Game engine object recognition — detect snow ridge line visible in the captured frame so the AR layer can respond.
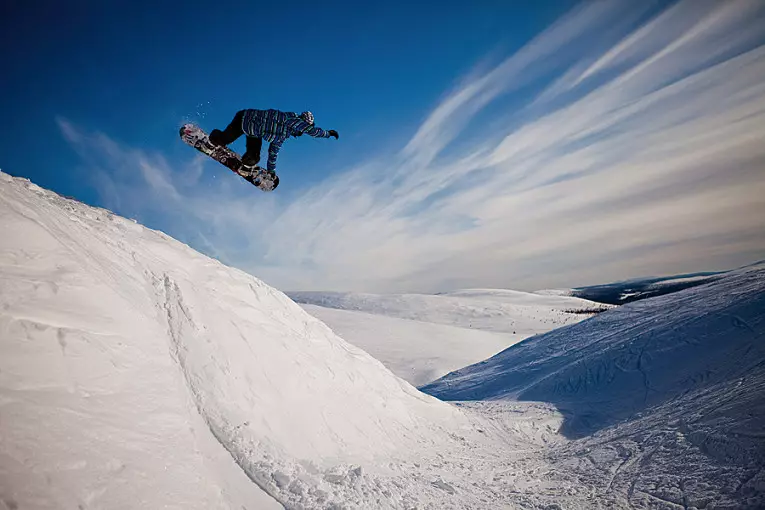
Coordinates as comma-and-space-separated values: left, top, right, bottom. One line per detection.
155, 271, 424, 509
156, 271, 288, 507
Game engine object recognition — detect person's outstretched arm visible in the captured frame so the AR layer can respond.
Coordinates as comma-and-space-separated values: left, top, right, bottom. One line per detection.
291, 118, 338, 139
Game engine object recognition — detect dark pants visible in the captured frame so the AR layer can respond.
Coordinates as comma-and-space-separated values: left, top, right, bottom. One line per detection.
209, 110, 262, 162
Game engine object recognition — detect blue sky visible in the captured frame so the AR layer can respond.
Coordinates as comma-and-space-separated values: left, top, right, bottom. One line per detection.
2, 0, 765, 292
1, 0, 573, 195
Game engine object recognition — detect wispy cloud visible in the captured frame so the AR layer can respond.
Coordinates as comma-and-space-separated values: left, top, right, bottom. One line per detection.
58, 0, 765, 293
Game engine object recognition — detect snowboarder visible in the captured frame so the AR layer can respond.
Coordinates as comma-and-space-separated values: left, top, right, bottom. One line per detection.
208, 109, 339, 173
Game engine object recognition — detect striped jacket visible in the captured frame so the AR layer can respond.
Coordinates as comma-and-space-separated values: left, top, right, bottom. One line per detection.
241, 109, 331, 171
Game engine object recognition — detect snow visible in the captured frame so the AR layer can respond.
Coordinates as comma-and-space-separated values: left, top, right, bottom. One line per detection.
291, 290, 609, 385
289, 291, 608, 336
423, 262, 765, 508
645, 273, 723, 289
533, 288, 575, 297
569, 272, 728, 305
2, 170, 762, 509
298, 304, 513, 386
0, 172, 602, 509
0, 172, 473, 509
0, 174, 282, 509
439, 288, 599, 310
618, 290, 645, 301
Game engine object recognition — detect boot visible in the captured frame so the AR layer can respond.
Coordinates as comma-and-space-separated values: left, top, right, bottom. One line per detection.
242, 152, 260, 168
208, 129, 225, 147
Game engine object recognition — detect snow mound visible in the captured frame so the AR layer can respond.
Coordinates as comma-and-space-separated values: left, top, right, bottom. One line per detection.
0, 172, 474, 509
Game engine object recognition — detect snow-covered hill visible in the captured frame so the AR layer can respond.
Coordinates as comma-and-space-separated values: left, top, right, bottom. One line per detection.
298, 304, 513, 386
4, 171, 762, 509
289, 290, 607, 335
534, 288, 576, 297
0, 172, 483, 509
423, 264, 765, 508
438, 288, 604, 311
568, 272, 728, 305
290, 289, 609, 385
0, 172, 620, 510
422, 266, 764, 431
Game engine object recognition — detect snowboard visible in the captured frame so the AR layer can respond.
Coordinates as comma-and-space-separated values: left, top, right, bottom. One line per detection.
179, 123, 279, 192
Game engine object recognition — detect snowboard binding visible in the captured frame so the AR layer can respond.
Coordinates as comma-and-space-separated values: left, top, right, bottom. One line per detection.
179, 124, 279, 192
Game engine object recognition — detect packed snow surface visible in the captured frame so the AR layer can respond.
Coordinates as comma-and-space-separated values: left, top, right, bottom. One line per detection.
291, 289, 608, 385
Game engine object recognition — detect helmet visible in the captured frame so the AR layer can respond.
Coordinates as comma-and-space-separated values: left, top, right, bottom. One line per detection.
300, 111, 315, 125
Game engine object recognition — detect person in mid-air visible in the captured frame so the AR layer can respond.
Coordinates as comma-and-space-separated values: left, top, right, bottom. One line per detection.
209, 109, 339, 172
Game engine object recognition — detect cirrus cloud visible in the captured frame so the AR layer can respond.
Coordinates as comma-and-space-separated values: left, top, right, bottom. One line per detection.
59, 0, 765, 293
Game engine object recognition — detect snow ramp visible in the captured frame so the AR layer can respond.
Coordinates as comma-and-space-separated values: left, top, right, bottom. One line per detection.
0, 172, 472, 509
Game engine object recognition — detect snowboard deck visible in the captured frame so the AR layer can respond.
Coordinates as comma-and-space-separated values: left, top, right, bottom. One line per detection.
179, 123, 279, 192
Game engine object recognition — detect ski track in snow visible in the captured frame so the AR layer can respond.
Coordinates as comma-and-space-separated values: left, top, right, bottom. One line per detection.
1, 171, 763, 509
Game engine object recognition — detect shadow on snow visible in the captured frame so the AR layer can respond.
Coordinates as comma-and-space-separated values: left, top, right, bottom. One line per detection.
420, 267, 765, 440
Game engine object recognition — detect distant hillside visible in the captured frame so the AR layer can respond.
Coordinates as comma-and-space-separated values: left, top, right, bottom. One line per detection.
571, 271, 728, 305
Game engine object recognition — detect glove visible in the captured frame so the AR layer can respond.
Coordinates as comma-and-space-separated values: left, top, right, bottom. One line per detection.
328, 130, 339, 140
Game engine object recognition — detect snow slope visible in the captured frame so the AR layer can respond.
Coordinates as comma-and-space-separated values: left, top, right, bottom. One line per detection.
569, 272, 728, 305
289, 290, 607, 335
291, 289, 608, 386
2, 171, 628, 510
299, 304, 513, 386
0, 172, 490, 509
422, 266, 764, 432
6, 171, 760, 509
423, 264, 765, 508
534, 288, 575, 297
438, 288, 604, 311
